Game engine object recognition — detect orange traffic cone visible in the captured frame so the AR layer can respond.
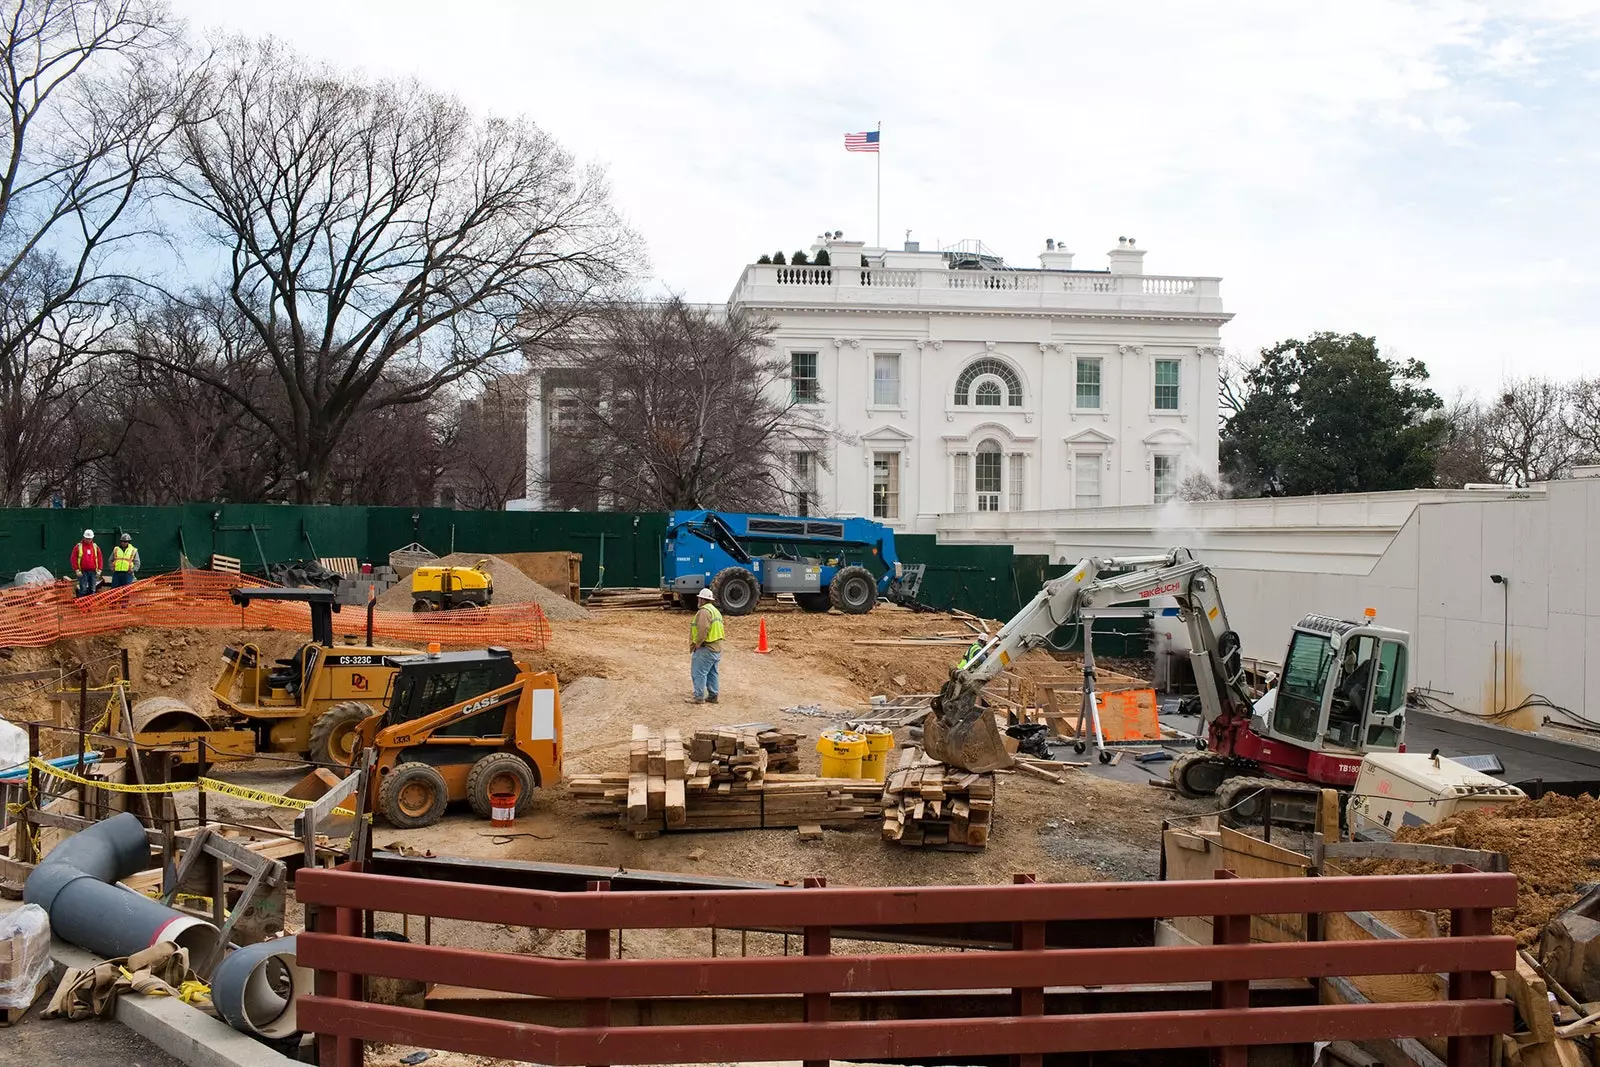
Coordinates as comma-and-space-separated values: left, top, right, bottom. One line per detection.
755, 616, 772, 654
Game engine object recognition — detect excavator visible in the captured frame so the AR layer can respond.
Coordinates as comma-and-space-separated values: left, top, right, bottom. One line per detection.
923, 547, 1412, 829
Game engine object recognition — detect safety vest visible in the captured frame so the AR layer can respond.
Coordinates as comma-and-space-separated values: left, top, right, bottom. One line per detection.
111, 544, 137, 572
69, 542, 101, 572
958, 641, 982, 670
692, 604, 725, 645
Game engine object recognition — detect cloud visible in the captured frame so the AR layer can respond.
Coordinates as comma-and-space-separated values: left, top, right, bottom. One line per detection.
167, 0, 1600, 395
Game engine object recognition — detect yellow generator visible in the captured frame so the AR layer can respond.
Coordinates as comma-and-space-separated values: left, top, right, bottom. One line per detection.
127, 588, 414, 767
411, 560, 493, 611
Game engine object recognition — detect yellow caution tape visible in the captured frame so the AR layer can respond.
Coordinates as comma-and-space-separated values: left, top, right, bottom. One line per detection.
197, 776, 360, 818
178, 979, 212, 1006
29, 758, 364, 818
30, 758, 194, 794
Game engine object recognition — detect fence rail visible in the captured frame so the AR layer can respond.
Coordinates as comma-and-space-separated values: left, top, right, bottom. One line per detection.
295, 865, 1517, 1067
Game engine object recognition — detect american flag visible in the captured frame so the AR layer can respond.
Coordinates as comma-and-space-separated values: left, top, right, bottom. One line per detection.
844, 130, 879, 153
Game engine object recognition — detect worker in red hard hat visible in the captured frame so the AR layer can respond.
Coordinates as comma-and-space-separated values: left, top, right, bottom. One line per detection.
69, 529, 103, 598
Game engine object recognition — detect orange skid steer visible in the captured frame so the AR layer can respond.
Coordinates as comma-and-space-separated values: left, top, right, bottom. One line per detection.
349, 647, 562, 829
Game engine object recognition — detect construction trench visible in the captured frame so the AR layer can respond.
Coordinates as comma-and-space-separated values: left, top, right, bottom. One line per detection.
1, 555, 1599, 1066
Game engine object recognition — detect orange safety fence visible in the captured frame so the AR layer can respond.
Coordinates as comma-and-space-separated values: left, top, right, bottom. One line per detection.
0, 571, 552, 651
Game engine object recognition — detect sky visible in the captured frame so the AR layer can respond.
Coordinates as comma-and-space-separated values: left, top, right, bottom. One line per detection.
165, 1, 1600, 400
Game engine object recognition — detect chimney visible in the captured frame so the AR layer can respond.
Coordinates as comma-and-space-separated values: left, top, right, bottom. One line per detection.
1038, 237, 1075, 270
1107, 236, 1146, 275
826, 235, 866, 267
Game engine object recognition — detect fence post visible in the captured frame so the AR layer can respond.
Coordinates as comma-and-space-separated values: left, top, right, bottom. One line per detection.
802, 876, 830, 1067
19, 723, 40, 864
1447, 864, 1495, 1067
1010, 873, 1045, 1067
584, 879, 612, 1048
195, 738, 208, 828
76, 667, 88, 817
1211, 868, 1249, 1067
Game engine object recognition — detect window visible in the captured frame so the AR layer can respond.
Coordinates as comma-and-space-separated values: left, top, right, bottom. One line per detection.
953, 358, 1022, 406
872, 353, 901, 407
872, 452, 900, 520
1008, 454, 1024, 511
952, 453, 969, 512
791, 451, 815, 516
1075, 359, 1102, 409
1275, 630, 1334, 742
1154, 359, 1180, 410
975, 440, 1002, 511
1153, 455, 1178, 503
791, 351, 819, 403
1074, 454, 1102, 507
975, 380, 1002, 406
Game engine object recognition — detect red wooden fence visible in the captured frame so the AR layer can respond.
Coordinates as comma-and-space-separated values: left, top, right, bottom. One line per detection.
295, 863, 1517, 1067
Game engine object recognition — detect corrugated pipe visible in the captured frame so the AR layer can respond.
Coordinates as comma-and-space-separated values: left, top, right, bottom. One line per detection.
23, 811, 222, 972
212, 935, 312, 1039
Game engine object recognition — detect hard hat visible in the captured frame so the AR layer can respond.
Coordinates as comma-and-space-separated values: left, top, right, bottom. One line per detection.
697, 587, 716, 601
119, 532, 131, 542
82, 529, 94, 540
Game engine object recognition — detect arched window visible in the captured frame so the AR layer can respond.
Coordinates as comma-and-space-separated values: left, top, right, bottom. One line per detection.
953, 358, 1023, 406
974, 439, 1003, 511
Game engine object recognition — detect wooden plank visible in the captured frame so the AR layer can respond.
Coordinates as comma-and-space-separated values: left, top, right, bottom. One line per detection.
626, 772, 647, 825
1012, 761, 1065, 784
664, 779, 686, 827
1322, 841, 1509, 871
1320, 975, 1449, 1067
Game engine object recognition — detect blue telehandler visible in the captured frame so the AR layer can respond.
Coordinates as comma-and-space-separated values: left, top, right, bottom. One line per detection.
660, 510, 925, 616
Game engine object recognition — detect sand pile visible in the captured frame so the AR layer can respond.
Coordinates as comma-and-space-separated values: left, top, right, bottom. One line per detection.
1347, 793, 1600, 945
377, 553, 590, 621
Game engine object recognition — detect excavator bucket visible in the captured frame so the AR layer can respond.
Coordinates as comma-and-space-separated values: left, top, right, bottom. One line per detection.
921, 675, 1014, 773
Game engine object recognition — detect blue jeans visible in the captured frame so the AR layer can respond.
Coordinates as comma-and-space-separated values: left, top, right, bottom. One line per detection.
111, 570, 133, 588
76, 572, 97, 597
691, 647, 721, 701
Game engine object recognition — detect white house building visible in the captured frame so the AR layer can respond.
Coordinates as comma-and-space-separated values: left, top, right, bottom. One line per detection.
523, 234, 1230, 531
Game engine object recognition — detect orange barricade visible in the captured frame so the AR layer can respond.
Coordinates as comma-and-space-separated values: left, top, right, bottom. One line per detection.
1097, 688, 1160, 741
0, 571, 551, 651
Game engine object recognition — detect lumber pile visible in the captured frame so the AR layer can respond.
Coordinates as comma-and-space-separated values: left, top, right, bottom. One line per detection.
568, 725, 878, 835
880, 747, 995, 851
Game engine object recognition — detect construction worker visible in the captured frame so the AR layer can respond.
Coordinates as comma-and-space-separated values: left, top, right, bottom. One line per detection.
957, 639, 983, 671
109, 532, 140, 588
687, 587, 724, 705
68, 529, 102, 598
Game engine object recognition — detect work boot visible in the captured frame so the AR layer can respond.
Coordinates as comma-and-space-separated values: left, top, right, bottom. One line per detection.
685, 696, 704, 704
707, 693, 719, 704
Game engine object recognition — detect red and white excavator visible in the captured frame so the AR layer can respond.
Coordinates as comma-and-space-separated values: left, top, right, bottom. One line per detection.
923, 547, 1411, 828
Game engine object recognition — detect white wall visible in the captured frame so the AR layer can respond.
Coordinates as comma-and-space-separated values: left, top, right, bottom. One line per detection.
940, 483, 1596, 726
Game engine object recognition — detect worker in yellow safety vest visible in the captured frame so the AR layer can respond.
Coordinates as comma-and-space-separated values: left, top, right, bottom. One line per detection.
687, 587, 725, 704
109, 532, 140, 588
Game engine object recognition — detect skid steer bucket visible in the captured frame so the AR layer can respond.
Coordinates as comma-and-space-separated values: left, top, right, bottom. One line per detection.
921, 676, 1013, 773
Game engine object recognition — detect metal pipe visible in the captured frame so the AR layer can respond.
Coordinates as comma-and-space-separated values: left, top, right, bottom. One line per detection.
23, 811, 222, 971
212, 935, 312, 1040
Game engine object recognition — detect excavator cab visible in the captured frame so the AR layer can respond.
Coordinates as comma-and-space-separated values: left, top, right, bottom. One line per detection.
1263, 614, 1408, 756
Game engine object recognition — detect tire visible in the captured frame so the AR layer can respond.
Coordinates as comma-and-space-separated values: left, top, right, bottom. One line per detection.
828, 566, 877, 614
1170, 751, 1233, 799
709, 567, 760, 616
1098, 750, 1113, 765
466, 752, 538, 819
412, 598, 433, 612
794, 592, 831, 613
379, 762, 449, 829
308, 701, 378, 767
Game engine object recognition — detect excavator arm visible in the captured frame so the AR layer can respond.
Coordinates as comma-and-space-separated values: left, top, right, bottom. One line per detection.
924, 548, 1256, 771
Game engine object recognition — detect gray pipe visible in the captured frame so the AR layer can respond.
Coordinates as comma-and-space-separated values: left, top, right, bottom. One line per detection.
212, 935, 311, 1039
24, 811, 221, 970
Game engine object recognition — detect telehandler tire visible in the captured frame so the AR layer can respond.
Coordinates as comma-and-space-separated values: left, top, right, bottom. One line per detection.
828, 566, 877, 614
467, 752, 537, 819
710, 567, 760, 616
794, 592, 831, 613
309, 701, 377, 767
379, 763, 449, 829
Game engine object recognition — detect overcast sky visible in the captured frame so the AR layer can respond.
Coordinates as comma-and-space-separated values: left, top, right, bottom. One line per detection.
167, 1, 1600, 400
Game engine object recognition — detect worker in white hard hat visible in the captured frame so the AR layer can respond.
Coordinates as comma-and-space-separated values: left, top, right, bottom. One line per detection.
69, 529, 103, 598
109, 532, 140, 588
687, 586, 725, 704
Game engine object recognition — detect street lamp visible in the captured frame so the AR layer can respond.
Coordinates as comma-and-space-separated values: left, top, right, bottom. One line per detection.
1489, 574, 1508, 712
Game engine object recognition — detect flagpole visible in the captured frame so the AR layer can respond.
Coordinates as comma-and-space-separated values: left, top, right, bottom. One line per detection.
875, 120, 881, 246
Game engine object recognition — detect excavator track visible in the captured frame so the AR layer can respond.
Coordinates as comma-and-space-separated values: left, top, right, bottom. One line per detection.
1214, 776, 1324, 832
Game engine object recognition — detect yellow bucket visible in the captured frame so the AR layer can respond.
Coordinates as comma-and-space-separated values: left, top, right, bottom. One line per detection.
857, 725, 895, 782
816, 730, 867, 779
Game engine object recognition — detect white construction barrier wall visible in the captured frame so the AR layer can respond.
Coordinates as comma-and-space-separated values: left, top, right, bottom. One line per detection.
940, 482, 1599, 728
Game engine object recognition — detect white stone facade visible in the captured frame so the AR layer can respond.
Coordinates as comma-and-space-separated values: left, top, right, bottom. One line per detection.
522, 236, 1230, 530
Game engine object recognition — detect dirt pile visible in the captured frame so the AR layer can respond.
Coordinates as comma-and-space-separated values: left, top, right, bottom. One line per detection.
376, 553, 590, 621
1348, 793, 1600, 945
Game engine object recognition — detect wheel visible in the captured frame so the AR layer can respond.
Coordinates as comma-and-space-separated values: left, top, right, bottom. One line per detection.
1195, 738, 1208, 751
828, 566, 877, 615
412, 598, 433, 612
709, 567, 760, 616
676, 593, 698, 610
1073, 740, 1087, 755
794, 592, 831, 613
1098, 750, 1113, 765
308, 701, 377, 767
379, 763, 449, 829
466, 752, 538, 819
1170, 751, 1234, 799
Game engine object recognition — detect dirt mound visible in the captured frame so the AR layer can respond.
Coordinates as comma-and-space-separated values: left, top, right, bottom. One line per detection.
1347, 793, 1600, 945
376, 553, 589, 621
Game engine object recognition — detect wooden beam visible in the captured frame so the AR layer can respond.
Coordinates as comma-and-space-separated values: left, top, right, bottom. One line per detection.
1322, 841, 1509, 871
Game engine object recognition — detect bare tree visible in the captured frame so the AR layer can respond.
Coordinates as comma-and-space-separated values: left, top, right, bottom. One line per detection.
1562, 377, 1600, 468
436, 373, 528, 510
148, 38, 636, 502
535, 298, 829, 512
0, 0, 184, 503
1433, 392, 1494, 488
1483, 378, 1579, 486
